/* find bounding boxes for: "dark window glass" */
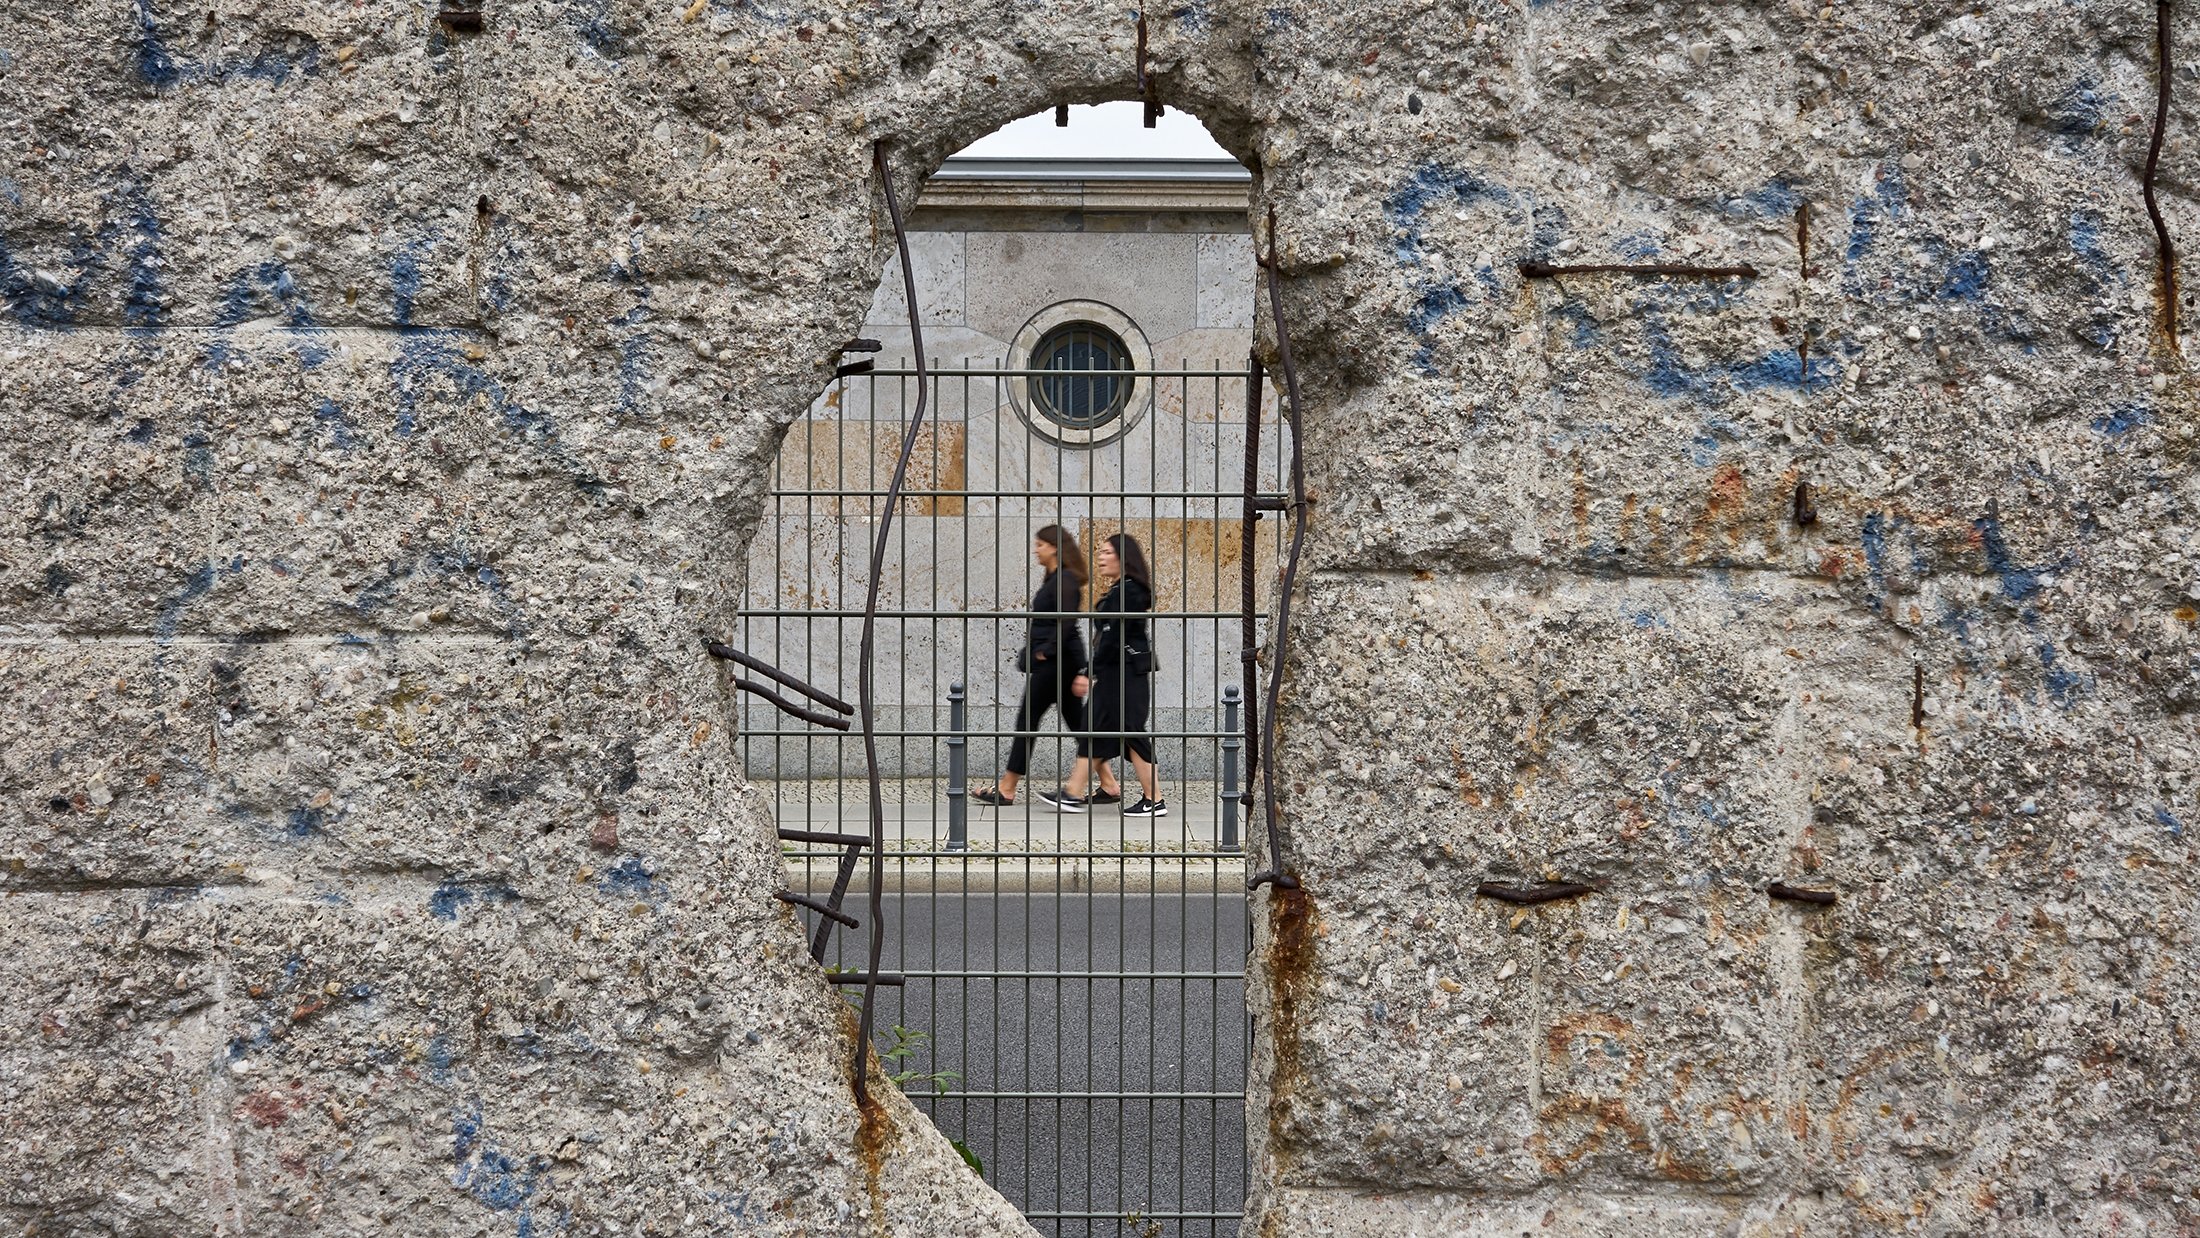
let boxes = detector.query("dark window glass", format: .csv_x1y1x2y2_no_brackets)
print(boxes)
1033,323,1132,430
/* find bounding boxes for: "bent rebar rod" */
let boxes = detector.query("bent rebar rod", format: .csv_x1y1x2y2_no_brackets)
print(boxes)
851,138,929,1104
707,640,855,715
732,677,852,731
1238,352,1266,828
1250,206,1304,893
2144,0,2180,351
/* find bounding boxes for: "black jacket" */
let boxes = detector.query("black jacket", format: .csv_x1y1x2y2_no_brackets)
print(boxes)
1087,577,1154,676
1023,568,1087,672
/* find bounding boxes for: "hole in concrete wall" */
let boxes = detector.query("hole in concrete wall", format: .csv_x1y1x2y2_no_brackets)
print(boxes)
737,102,1277,1236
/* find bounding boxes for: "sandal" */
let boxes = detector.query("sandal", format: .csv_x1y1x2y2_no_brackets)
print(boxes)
970,787,1013,807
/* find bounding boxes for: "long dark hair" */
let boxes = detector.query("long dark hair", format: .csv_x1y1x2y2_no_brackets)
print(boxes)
1036,524,1087,586
1106,533,1152,590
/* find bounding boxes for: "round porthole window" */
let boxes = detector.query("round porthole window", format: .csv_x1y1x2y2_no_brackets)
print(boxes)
1007,299,1154,449
1031,322,1133,430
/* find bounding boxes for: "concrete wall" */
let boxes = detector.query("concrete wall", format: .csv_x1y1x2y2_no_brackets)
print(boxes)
2,1,2197,1236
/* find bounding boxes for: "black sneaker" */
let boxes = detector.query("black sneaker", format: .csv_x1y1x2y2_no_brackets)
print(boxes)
971,787,1013,807
1087,788,1123,805
1122,797,1168,818
1037,788,1088,814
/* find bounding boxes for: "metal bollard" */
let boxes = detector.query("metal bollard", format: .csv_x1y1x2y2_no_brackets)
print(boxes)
945,681,968,852
1218,684,1241,852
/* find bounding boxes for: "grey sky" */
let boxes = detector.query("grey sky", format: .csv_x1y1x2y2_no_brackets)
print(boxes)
951,101,1234,161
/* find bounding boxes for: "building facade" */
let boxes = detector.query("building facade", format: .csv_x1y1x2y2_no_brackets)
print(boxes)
740,158,1281,780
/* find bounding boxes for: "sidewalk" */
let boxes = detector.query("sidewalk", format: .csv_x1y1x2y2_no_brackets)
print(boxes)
762,779,1251,890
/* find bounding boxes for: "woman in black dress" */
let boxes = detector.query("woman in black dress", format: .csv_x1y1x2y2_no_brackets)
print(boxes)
1041,533,1165,818
972,524,1088,807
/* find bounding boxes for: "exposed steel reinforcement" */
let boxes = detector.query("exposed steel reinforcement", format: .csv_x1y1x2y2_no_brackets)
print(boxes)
850,138,929,1104
2145,0,2181,352
1249,205,1305,894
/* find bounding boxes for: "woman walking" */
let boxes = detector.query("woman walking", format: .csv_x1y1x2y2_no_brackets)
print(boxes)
972,525,1089,807
1041,533,1166,818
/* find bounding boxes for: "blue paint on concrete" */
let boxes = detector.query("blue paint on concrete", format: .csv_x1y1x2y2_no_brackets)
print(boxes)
1169,0,1212,32
429,880,520,922
1844,164,1906,265
1384,161,1514,268
2046,74,2108,138
1860,511,1891,608
427,1034,456,1082
388,330,606,495
391,236,438,328
1549,298,1600,349
2070,209,2118,283
134,0,322,90
1641,312,1837,402
314,397,356,449
1938,250,1991,301
154,562,217,643
451,1102,544,1224
598,855,660,899
349,541,527,634
1724,179,1802,218
133,0,180,86
2155,807,2185,839
284,806,326,839
0,180,168,327
568,0,626,56
1974,508,2044,603
2091,403,2148,437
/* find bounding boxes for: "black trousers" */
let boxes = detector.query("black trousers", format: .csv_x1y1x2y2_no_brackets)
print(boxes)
1004,663,1087,776
1076,669,1155,764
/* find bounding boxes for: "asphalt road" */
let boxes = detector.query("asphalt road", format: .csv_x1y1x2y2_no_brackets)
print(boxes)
813,890,1250,1237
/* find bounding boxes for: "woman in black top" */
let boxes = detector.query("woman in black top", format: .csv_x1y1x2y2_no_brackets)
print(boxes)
1040,534,1166,818
972,524,1089,807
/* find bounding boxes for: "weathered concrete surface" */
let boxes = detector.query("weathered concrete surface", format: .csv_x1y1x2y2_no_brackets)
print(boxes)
1,0,2196,1235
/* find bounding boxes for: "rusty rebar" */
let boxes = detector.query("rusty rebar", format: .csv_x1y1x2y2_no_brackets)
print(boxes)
1767,882,1837,906
812,843,863,961
1239,350,1266,816
1475,882,1598,905
849,138,928,1106
707,640,854,715
732,678,852,731
1518,261,1758,280
1792,478,1818,528
2145,0,2181,352
1136,12,1161,127
777,889,857,927
1249,207,1304,893
436,0,483,32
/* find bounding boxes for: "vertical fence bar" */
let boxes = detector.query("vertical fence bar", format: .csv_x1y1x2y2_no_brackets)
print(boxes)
1218,684,1240,852
946,681,968,852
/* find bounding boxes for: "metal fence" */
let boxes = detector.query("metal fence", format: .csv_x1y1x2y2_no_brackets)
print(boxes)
739,361,1287,1235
